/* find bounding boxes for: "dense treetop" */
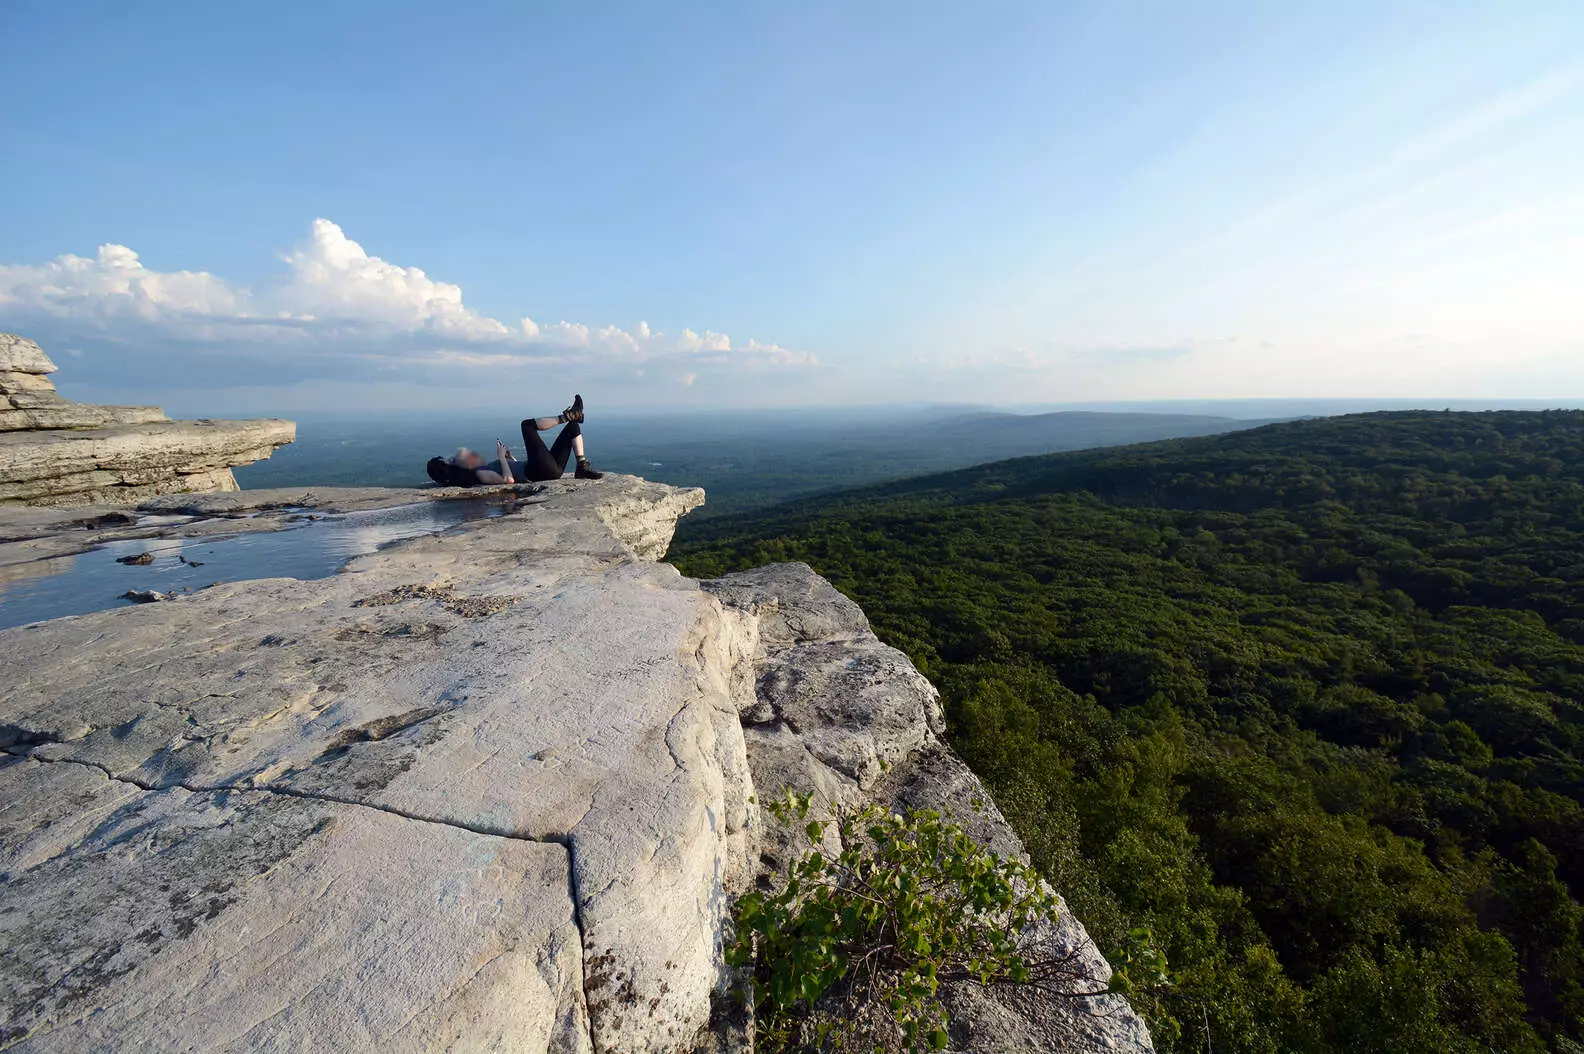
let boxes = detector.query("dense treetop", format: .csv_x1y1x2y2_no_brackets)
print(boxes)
673,410,1584,1053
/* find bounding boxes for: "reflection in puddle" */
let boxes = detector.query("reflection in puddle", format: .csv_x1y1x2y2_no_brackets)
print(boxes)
0,499,514,631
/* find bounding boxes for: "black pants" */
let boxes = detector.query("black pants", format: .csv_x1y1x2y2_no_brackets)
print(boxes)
515,418,580,481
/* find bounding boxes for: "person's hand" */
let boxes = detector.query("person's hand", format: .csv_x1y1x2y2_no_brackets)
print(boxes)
491,440,513,483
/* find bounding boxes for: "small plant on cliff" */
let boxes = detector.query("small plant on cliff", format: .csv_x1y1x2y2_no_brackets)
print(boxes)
731,791,1165,1052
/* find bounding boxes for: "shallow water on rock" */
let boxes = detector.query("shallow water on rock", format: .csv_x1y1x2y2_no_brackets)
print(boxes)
0,498,514,631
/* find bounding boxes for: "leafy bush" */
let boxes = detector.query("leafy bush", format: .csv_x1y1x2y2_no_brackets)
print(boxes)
730,791,1165,1052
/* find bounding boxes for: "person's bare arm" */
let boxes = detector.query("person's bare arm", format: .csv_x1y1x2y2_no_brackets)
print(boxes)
495,440,515,483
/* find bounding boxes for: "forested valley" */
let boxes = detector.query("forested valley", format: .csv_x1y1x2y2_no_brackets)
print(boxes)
672,410,1584,1052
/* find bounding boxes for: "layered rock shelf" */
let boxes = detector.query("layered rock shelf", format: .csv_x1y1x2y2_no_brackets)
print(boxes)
0,476,1152,1052
0,334,294,506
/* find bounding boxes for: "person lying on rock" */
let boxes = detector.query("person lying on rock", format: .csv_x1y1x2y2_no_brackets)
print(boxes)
430,395,603,486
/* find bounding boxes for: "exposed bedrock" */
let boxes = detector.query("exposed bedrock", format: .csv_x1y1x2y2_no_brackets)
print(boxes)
0,475,1150,1052
0,334,294,506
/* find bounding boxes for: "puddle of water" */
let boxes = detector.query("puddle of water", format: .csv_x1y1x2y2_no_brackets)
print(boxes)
0,499,514,631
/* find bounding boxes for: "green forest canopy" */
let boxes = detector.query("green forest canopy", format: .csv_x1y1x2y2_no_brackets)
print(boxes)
672,410,1584,1053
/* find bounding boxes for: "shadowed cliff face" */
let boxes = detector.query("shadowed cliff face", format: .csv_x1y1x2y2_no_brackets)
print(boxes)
0,476,1150,1053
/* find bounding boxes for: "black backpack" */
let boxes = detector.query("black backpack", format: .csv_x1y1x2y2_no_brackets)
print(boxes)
426,456,477,488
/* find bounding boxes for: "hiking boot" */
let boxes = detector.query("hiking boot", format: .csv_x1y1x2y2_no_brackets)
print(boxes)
560,394,585,425
575,458,603,480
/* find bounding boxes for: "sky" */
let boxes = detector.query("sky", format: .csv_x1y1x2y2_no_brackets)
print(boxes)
1,1,1581,414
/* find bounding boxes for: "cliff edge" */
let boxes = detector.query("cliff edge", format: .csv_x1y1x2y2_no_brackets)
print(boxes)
0,476,1151,1052
0,334,294,506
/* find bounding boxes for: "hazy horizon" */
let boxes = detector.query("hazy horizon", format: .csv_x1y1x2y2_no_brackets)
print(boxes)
151,395,1584,422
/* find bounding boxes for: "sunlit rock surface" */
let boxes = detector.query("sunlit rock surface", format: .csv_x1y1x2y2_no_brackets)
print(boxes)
705,563,1155,1052
0,334,293,506
0,476,1150,1052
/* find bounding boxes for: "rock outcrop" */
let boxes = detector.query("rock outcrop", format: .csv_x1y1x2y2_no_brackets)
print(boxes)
0,476,1152,1052
0,334,294,506
706,565,1153,1052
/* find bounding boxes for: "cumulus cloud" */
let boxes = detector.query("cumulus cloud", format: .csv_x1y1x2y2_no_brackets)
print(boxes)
275,219,510,339
0,243,242,323
0,219,813,387
677,328,732,353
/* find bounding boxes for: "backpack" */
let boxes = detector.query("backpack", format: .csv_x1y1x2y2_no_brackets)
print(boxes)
426,456,477,488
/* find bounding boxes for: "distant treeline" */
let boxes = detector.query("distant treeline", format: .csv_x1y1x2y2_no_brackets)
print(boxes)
673,410,1584,1053
237,408,1266,517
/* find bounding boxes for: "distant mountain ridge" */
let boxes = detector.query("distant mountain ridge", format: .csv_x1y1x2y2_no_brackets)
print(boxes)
238,406,1275,516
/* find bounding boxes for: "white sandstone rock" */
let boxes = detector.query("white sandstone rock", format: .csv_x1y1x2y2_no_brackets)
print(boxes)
0,334,294,505
0,484,1150,1053
0,372,57,395
706,563,1156,1053
0,477,738,1053
0,335,55,375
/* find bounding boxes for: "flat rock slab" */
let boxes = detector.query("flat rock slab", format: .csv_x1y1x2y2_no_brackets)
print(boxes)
137,480,703,562
138,485,522,516
0,420,296,506
0,373,59,396
0,334,296,506
0,419,295,484
0,400,168,434
0,476,729,1053
0,756,588,1054
0,482,1151,1053
0,337,54,376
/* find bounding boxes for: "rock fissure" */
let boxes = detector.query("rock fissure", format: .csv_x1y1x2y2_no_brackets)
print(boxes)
3,746,573,848
661,699,692,774
561,834,599,1054
2,745,123,784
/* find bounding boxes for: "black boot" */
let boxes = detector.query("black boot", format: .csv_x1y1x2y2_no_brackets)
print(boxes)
559,394,584,425
575,456,603,480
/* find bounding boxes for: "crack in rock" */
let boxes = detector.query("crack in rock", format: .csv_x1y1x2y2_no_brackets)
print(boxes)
3,747,564,847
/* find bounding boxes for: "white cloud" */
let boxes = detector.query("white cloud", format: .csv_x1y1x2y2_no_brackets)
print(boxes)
669,328,815,366
0,219,813,386
0,243,241,322
537,320,591,347
274,219,509,339
594,325,642,355
676,328,732,353
742,338,818,367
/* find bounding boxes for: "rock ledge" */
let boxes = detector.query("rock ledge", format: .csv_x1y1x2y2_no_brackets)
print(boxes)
0,477,1150,1052
0,334,294,506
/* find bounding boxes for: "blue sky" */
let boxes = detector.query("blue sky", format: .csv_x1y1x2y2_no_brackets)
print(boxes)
2,1,1581,413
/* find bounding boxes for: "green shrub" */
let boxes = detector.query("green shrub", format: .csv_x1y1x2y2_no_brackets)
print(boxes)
731,791,1167,1052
